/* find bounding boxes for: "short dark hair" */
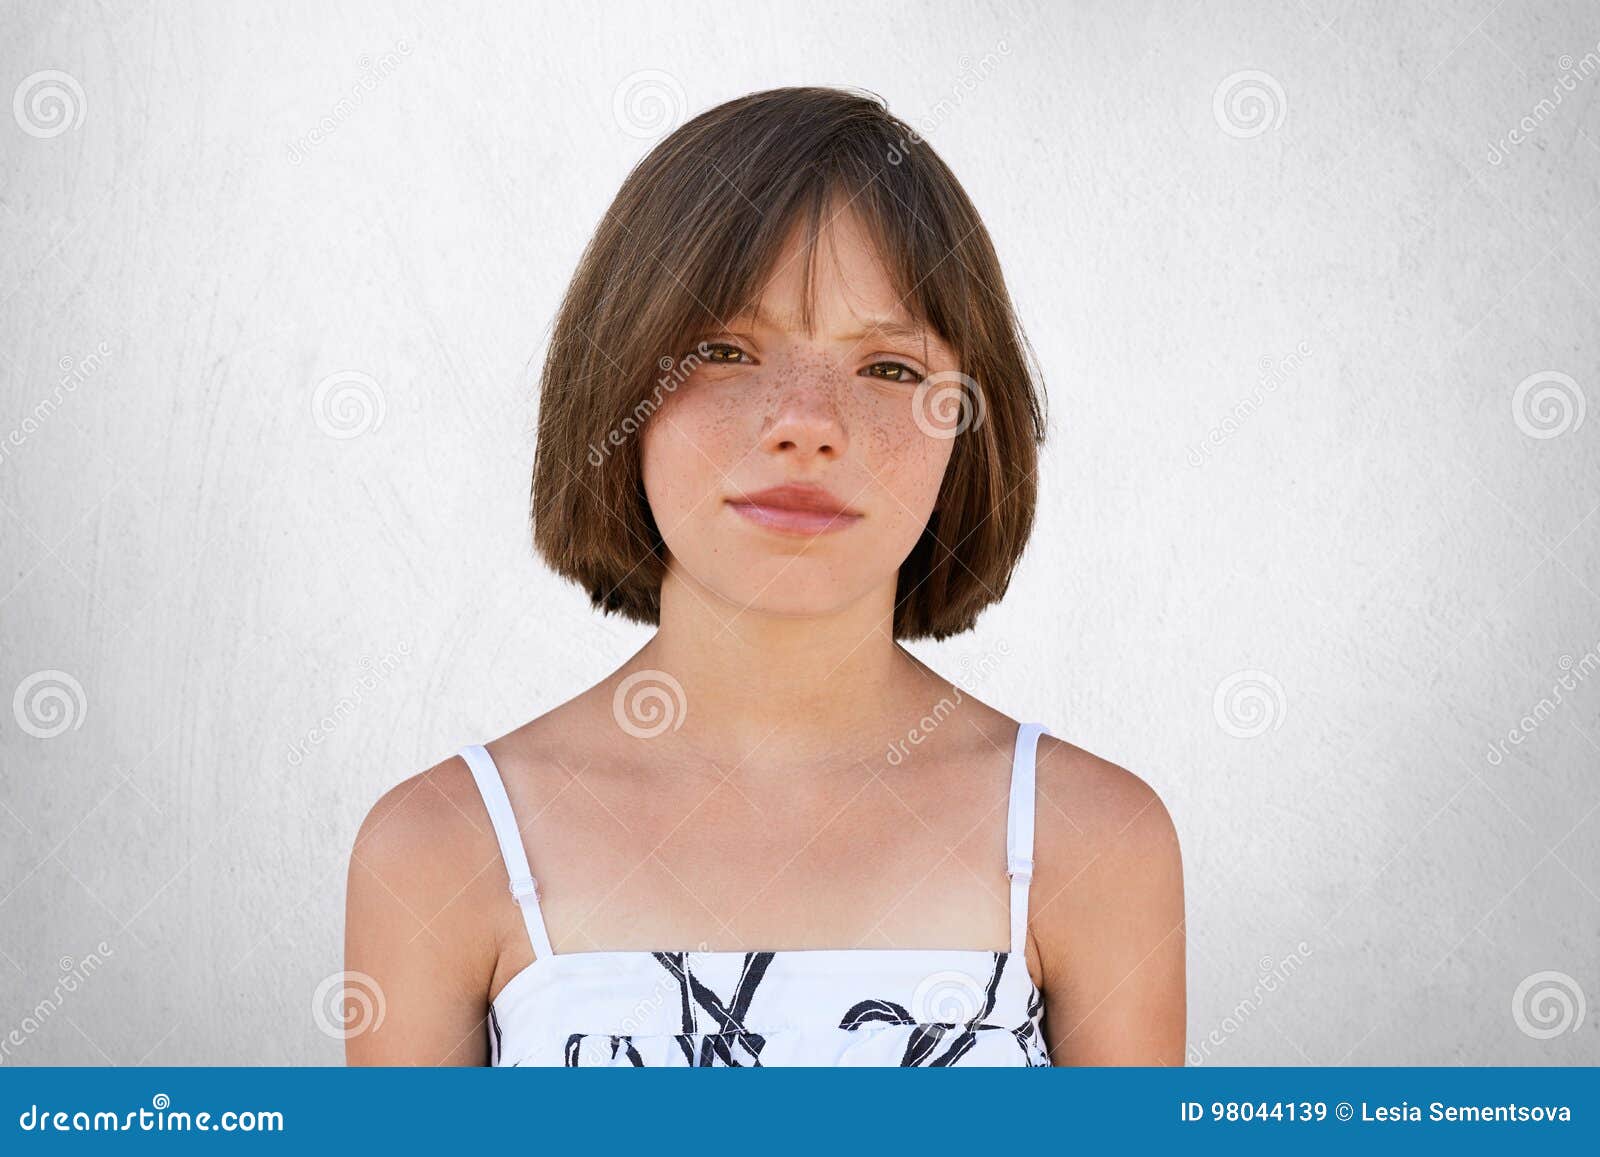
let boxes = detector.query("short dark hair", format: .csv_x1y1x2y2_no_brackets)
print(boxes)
531,85,1046,641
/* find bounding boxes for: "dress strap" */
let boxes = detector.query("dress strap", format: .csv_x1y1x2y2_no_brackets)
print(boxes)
1005,722,1049,957
459,744,555,959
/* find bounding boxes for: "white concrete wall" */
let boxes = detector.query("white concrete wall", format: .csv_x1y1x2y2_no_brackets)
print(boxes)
1,0,1596,1064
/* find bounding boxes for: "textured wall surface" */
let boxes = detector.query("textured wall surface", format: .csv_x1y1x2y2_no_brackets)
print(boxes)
1,0,1597,1065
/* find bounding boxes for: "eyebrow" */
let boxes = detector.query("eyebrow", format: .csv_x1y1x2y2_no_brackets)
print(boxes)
836,317,930,346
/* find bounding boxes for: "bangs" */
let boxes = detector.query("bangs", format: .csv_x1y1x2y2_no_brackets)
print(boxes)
669,176,932,353
618,97,987,369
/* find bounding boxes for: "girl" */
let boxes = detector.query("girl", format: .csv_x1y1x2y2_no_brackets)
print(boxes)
345,86,1185,1066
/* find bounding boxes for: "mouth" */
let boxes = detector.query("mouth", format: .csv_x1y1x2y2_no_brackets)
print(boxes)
725,483,863,537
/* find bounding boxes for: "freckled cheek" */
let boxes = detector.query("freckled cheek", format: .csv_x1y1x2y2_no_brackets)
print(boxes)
854,399,953,511
673,383,757,461
644,392,741,519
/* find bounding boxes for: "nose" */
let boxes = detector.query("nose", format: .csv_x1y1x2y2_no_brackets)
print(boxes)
758,363,849,461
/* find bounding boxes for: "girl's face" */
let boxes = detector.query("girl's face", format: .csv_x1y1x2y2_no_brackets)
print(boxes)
640,207,964,624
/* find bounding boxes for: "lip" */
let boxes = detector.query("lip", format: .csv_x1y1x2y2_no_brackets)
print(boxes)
725,483,863,536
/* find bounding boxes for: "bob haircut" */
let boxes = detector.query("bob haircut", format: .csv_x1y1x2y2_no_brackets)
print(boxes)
531,85,1046,642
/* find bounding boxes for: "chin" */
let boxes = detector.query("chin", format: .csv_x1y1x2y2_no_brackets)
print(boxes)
690,564,874,622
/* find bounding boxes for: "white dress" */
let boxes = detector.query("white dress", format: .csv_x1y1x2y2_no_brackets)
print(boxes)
459,722,1052,1067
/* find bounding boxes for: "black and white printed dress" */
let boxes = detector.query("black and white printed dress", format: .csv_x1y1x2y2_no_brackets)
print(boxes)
459,722,1052,1067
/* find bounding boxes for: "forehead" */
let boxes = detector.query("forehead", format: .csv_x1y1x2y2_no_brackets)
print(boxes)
735,204,948,352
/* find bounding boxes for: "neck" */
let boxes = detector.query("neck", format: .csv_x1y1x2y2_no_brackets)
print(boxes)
617,566,937,771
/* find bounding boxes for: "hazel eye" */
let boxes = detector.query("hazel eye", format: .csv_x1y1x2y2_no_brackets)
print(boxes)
863,361,924,384
701,342,749,364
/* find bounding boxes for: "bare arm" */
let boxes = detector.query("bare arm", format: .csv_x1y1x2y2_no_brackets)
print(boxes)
343,760,497,1065
1031,741,1187,1065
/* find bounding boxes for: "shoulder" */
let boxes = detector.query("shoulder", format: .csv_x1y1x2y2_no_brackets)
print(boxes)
1030,733,1184,933
1033,734,1181,866
351,712,585,875
1027,735,1186,1063
350,753,486,892
345,709,607,949
345,754,507,987
344,754,517,1063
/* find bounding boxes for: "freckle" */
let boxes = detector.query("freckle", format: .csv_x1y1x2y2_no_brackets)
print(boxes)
864,421,896,461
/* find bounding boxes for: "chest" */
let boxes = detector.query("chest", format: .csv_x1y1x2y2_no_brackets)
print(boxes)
515,757,1014,953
